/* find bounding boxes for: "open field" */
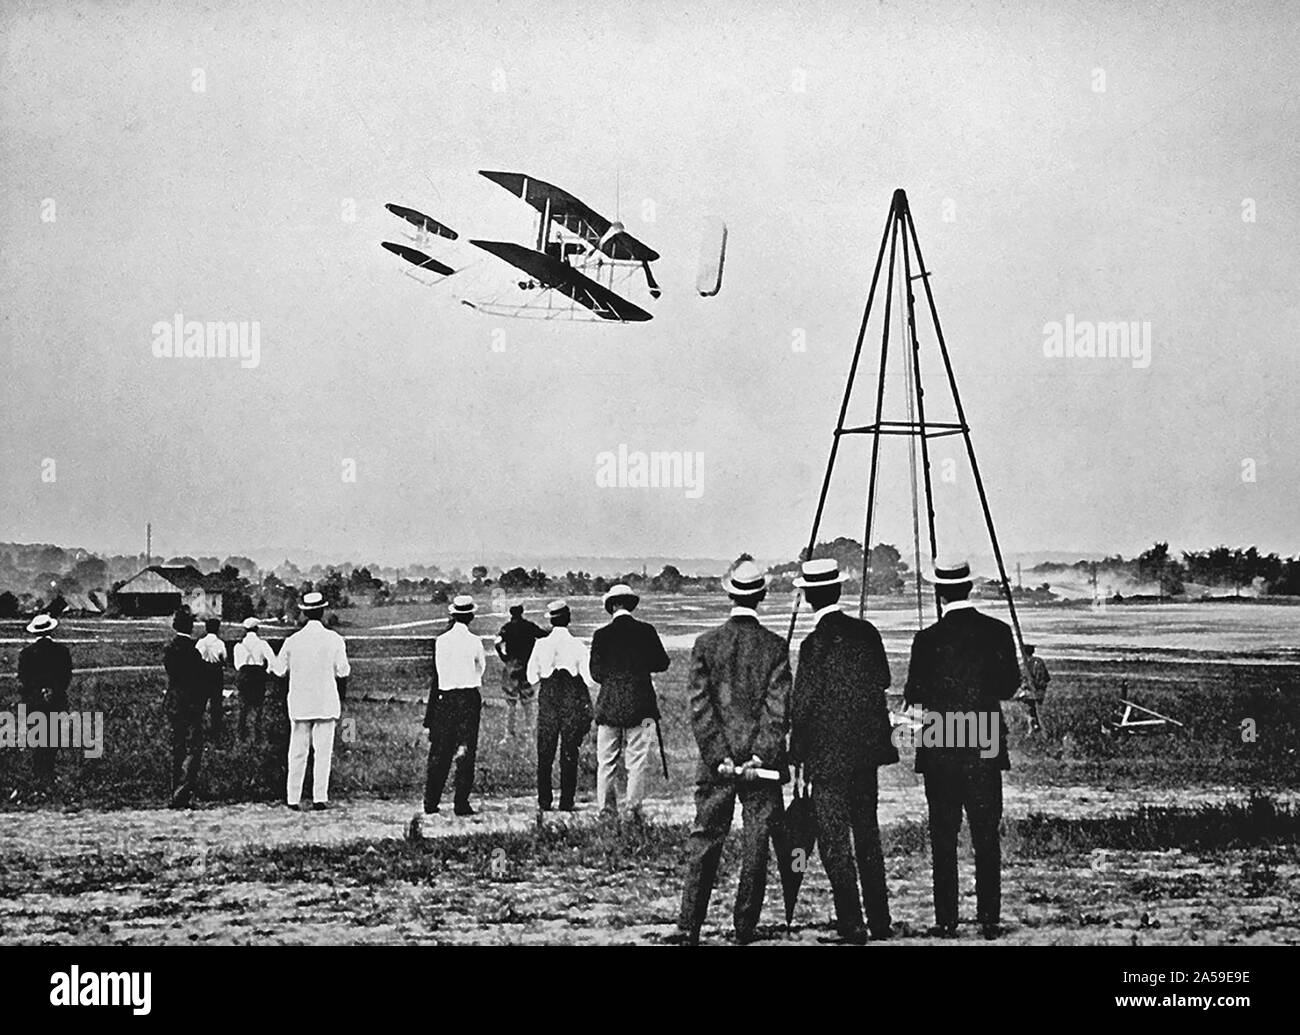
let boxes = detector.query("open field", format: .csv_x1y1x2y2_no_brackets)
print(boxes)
1,596,1297,944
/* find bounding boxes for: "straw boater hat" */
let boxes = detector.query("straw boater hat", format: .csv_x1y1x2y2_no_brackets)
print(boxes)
925,557,974,586
602,583,639,609
722,559,769,596
300,590,327,611
792,557,850,589
242,616,260,630
448,594,476,616
546,599,570,619
26,614,58,635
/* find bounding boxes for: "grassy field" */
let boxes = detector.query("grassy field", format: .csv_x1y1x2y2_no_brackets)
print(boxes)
1,598,1296,944
1,598,1297,807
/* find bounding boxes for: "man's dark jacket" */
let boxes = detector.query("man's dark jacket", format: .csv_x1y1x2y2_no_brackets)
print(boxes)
903,605,1021,773
688,615,791,784
497,616,545,662
17,637,72,711
589,613,669,726
163,634,208,713
791,609,897,782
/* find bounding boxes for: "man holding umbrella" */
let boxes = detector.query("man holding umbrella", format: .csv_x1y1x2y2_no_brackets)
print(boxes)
671,559,790,946
789,557,897,943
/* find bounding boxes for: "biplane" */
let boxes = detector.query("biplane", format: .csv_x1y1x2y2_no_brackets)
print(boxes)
381,171,719,323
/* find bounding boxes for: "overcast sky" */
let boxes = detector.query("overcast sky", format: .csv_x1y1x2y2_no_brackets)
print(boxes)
2,0,1296,567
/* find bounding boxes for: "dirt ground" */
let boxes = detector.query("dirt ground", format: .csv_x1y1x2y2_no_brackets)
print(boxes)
1,780,1291,858
2,782,1296,946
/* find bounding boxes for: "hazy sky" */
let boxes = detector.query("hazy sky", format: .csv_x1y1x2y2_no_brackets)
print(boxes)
2,0,1296,567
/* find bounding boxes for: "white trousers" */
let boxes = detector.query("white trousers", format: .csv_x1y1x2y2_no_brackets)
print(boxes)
596,719,654,813
287,719,336,805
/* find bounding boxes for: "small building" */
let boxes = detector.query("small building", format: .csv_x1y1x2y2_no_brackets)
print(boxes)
112,565,224,618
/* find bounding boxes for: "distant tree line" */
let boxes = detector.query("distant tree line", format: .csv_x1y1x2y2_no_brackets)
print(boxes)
1033,542,1300,598
3,537,1298,620
764,538,911,595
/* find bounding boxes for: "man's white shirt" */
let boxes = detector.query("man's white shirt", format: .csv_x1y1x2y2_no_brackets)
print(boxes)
272,619,350,721
195,632,227,664
234,632,276,670
436,621,486,690
527,626,595,687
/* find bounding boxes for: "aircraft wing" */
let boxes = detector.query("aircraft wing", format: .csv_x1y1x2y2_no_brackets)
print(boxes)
381,242,455,277
479,171,660,262
469,239,652,322
385,204,458,240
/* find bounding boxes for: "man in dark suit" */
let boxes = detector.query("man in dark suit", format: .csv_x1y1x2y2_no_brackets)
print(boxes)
163,608,208,808
904,557,1022,939
789,557,898,943
16,613,72,799
673,560,790,945
589,583,669,818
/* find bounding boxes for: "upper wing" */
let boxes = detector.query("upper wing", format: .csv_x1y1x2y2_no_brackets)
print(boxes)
479,171,660,262
385,204,458,240
469,239,652,322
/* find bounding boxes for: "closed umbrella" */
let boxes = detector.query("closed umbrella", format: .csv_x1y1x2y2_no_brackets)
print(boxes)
771,768,818,926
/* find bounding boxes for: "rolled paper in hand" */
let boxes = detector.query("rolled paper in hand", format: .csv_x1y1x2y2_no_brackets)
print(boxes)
716,762,781,782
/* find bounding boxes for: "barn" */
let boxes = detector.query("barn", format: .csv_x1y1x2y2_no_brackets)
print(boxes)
112,566,224,618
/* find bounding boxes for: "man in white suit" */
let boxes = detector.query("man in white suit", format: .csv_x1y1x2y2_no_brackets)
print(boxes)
272,591,350,811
